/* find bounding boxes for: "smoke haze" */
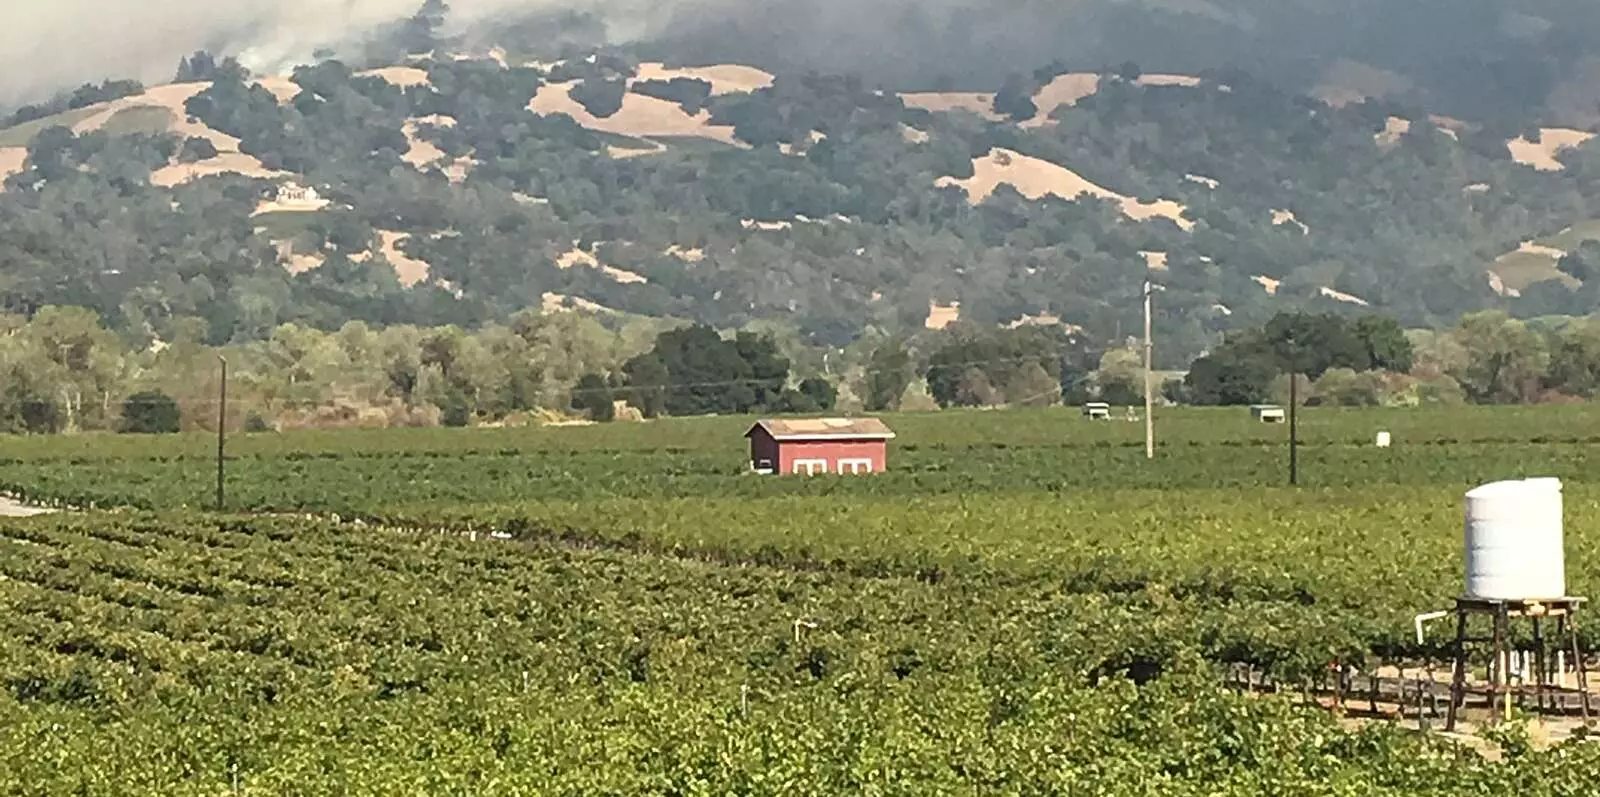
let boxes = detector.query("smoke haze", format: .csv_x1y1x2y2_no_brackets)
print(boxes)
5,0,1600,121
0,0,671,105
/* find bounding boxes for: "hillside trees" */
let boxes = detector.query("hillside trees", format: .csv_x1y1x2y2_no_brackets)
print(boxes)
631,78,713,113
120,391,181,433
571,373,615,421
1180,312,1417,405
2,79,144,129
1176,309,1600,405
924,324,1074,407
862,338,913,411
1546,318,1600,397
606,325,796,417
401,0,452,56
570,78,627,118
1450,310,1550,403
7,52,1600,357
172,51,245,83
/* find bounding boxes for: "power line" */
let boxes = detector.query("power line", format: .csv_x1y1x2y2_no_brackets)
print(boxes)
97,341,1140,404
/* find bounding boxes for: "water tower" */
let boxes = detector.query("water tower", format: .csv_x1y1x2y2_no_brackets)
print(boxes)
1442,477,1591,731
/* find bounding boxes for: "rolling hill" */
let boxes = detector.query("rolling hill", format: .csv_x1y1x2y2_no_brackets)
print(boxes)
1,43,1599,362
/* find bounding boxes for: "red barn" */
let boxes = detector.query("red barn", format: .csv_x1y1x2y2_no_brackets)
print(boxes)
745,418,896,475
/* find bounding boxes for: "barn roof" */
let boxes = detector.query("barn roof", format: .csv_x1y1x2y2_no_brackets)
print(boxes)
746,417,896,441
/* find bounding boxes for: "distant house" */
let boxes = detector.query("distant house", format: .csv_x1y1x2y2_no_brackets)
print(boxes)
272,182,327,208
277,182,321,204
745,418,896,476
1251,404,1286,423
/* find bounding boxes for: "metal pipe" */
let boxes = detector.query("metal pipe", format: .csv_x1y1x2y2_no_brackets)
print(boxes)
1143,280,1154,460
1415,610,1450,645
216,356,227,512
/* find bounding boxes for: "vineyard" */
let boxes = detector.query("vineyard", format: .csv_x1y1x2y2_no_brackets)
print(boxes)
5,406,1600,792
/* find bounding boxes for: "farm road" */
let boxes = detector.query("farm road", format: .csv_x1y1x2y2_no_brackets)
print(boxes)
0,497,55,517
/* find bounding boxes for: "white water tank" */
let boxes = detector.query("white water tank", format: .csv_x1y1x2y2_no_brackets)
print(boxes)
1464,478,1566,600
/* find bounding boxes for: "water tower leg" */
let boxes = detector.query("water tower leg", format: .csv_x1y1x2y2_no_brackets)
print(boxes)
1447,607,1469,732
1488,607,1507,725
1532,616,1547,714
1570,611,1591,724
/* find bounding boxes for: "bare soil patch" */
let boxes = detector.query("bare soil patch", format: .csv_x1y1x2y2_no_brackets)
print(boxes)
556,246,648,284
542,292,616,315
899,92,1002,121
1487,270,1519,298
1023,74,1100,128
1375,116,1412,147
530,82,741,146
152,153,288,187
742,219,793,231
1272,209,1309,234
1508,128,1595,171
69,81,290,187
402,115,456,168
633,63,774,95
273,241,325,276
938,148,1194,230
665,245,705,262
1320,286,1370,306
900,124,930,144
0,496,55,517
255,77,301,103
353,231,430,287
0,147,25,188
360,67,431,88
1135,74,1202,88
1006,312,1067,330
925,301,960,330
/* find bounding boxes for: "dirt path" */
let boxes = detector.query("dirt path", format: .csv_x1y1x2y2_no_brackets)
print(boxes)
0,496,56,518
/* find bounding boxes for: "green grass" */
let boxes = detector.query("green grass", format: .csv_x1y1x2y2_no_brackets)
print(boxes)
6,404,1600,789
1490,249,1572,290
98,105,173,136
249,209,329,237
651,135,740,155
592,130,660,151
4,405,1600,513
0,106,102,147
1543,218,1600,251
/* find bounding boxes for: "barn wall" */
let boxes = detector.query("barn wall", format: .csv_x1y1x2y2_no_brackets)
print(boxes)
748,429,780,471
776,439,888,475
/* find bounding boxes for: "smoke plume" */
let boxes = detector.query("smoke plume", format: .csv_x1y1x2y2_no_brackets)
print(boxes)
0,1,666,105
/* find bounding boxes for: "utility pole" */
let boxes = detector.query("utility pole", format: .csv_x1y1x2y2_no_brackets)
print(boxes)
216,356,227,511
1288,370,1299,486
1143,280,1162,460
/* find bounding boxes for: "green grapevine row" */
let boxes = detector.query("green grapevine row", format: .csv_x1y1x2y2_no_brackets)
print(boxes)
3,512,1599,794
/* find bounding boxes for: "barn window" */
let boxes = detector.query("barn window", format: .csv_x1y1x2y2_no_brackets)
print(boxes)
838,458,873,475
793,458,828,476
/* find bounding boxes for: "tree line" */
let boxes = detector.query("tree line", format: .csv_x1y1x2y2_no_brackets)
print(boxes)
1173,309,1600,407
1,303,1599,435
